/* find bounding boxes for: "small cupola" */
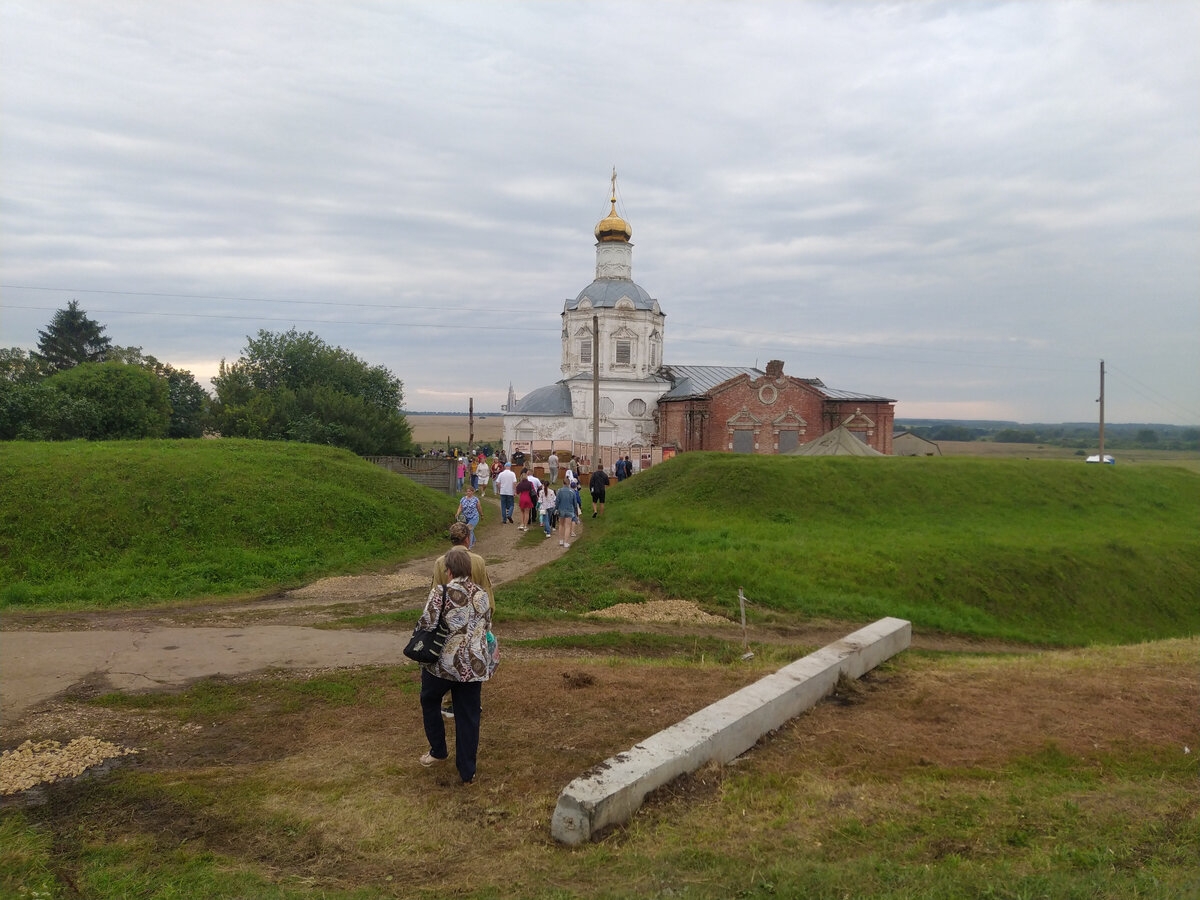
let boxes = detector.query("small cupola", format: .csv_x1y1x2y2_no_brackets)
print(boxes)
594,169,632,243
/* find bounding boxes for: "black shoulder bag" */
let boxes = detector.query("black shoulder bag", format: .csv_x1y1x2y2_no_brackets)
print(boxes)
404,586,449,664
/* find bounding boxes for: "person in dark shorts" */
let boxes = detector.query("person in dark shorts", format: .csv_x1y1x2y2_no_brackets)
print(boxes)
589,464,610,518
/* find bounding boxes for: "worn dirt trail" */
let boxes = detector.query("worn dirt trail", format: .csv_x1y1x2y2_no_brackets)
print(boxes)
0,498,573,722
0,496,1030,725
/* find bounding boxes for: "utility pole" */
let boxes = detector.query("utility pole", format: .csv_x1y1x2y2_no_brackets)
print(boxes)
592,314,600,472
1097,359,1105,458
468,398,474,450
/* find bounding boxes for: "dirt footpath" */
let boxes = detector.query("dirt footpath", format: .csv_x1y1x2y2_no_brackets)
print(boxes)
0,498,576,722
0,497,1032,725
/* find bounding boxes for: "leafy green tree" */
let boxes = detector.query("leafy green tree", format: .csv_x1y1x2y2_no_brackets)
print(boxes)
35,300,113,372
994,429,1039,443
45,362,171,439
929,424,982,442
0,348,46,383
1135,429,1159,445
212,329,412,455
110,345,212,438
0,379,102,440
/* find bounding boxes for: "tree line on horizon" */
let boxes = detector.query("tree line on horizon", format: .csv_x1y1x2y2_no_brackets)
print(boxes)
898,421,1200,451
0,301,413,455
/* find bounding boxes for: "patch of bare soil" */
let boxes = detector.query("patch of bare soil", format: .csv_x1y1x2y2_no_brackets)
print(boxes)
584,599,730,626
8,645,1193,891
767,644,1198,771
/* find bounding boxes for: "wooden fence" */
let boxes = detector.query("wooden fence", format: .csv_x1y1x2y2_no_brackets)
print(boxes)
362,456,457,494
508,440,665,475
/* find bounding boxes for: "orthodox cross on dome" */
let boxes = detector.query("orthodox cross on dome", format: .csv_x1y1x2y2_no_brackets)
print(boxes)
595,167,632,243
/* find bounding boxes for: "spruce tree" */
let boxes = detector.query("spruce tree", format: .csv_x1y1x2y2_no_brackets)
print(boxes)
35,300,113,372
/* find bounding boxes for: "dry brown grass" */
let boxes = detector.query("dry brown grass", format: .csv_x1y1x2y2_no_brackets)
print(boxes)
22,638,1197,895
407,413,504,448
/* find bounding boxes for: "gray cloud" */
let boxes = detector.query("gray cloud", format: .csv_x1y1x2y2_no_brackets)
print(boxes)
2,1,1196,423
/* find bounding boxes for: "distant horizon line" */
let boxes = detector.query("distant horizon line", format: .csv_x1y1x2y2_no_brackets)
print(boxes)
402,411,1195,429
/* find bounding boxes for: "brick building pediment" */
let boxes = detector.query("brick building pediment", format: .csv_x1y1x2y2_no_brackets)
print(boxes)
772,407,807,428
726,406,762,427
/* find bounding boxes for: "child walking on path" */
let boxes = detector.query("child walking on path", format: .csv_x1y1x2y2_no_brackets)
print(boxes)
538,483,557,537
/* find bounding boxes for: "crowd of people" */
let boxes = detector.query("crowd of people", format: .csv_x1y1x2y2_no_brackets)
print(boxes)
412,451,638,787
450,450,637,542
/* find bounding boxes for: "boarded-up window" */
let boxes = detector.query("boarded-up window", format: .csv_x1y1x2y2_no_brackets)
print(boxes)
778,430,799,453
615,340,632,364
579,339,592,364
733,429,754,453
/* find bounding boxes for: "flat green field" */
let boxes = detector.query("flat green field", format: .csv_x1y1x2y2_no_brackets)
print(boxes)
938,440,1200,472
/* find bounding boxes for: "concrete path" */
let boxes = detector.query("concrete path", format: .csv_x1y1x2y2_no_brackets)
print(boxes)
1,627,410,720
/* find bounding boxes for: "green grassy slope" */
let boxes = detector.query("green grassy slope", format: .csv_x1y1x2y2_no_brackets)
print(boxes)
506,453,1200,645
0,440,456,609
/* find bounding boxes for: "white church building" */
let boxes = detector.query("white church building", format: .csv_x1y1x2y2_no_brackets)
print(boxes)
501,177,896,459
502,179,757,453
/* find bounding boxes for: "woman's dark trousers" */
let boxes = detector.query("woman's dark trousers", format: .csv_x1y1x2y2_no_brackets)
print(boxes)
420,668,482,783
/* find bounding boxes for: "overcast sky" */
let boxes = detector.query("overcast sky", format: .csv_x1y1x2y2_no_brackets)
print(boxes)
2,1,1197,424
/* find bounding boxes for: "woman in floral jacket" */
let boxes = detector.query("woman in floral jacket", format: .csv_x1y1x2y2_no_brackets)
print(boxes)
416,547,494,784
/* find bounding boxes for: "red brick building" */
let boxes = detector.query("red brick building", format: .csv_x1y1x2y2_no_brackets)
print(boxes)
657,360,895,455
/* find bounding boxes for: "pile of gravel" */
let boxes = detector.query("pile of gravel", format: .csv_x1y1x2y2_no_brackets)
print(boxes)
1,737,139,796
583,599,728,625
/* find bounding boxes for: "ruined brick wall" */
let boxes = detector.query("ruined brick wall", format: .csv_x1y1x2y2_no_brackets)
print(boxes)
704,374,829,453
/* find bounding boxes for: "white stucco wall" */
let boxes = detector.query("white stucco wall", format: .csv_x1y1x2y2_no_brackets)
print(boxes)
502,378,663,451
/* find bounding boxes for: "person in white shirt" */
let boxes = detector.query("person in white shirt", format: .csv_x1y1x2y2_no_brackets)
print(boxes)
494,463,518,524
538,482,557,537
548,452,559,484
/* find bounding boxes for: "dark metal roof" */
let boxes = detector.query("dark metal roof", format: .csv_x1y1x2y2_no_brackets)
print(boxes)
509,382,573,416
565,278,658,312
819,385,896,403
658,365,895,404
658,365,763,400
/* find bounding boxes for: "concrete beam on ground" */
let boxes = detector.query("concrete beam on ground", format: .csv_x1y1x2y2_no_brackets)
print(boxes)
550,616,911,845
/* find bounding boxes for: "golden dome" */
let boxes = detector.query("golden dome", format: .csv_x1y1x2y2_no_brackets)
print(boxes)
595,169,632,242
595,198,631,243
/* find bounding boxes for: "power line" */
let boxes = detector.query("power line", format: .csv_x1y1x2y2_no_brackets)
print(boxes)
2,304,562,335
669,333,1078,374
1106,363,1200,423
1,283,530,316
4,284,1088,362
5,301,1073,372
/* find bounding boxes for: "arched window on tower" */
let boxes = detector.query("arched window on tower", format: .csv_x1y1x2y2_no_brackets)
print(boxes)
649,330,662,369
